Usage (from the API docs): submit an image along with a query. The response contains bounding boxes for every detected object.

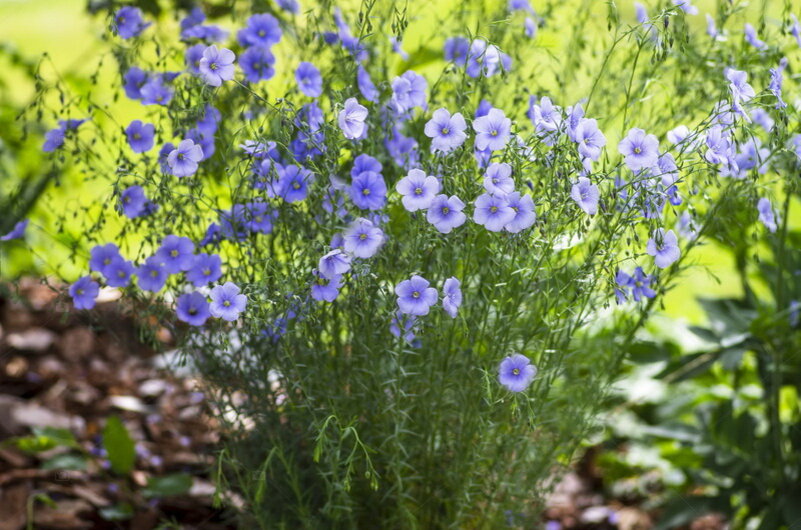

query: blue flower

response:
[424,108,467,153]
[1,219,28,241]
[199,46,236,87]
[277,165,313,203]
[442,277,462,318]
[69,276,100,310]
[618,128,659,172]
[426,195,466,234]
[180,7,206,32]
[123,67,148,99]
[498,354,537,392]
[791,134,801,162]
[240,46,275,83]
[395,275,438,316]
[672,0,698,15]
[182,23,228,42]
[245,202,276,234]
[391,70,427,112]
[444,36,469,65]
[390,36,408,60]
[744,23,767,50]
[769,58,787,109]
[357,66,379,102]
[574,118,606,161]
[351,154,382,176]
[136,257,168,292]
[155,235,195,274]
[467,39,510,78]
[616,267,656,302]
[140,76,174,106]
[630,267,656,301]
[200,223,223,247]
[525,17,537,38]
[186,44,205,74]
[296,62,323,97]
[646,229,680,269]
[473,193,515,232]
[706,14,719,39]
[238,13,282,48]
[43,127,65,152]
[187,127,215,160]
[757,198,777,233]
[167,139,204,177]
[725,68,755,118]
[89,243,121,276]
[311,270,342,302]
[209,282,247,321]
[483,163,514,195]
[277,0,299,14]
[114,7,150,39]
[343,218,384,258]
[350,171,387,210]
[390,311,417,343]
[396,169,440,212]
[104,257,135,288]
[125,120,155,153]
[385,129,419,169]
[176,292,210,326]
[42,118,87,152]
[704,125,735,166]
[571,177,600,215]
[318,249,351,279]
[186,253,223,287]
[473,108,511,151]
[509,0,535,13]
[529,96,562,145]
[219,205,249,241]
[792,15,801,48]
[295,102,324,132]
[504,192,536,233]
[338,98,368,140]
[654,153,678,186]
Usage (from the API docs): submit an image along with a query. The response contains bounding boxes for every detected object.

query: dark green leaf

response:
[41,454,88,471]
[99,503,134,521]
[142,473,193,498]
[102,417,135,475]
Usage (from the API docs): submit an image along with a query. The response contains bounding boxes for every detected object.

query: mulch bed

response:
[0,279,233,529]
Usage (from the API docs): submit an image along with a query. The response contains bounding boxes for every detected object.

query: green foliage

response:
[604,215,801,527]
[2,0,801,528]
[102,416,136,476]
[8,426,78,453]
[143,473,194,498]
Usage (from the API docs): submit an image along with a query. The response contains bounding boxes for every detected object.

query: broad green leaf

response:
[142,473,193,498]
[41,454,88,471]
[99,503,134,521]
[102,416,135,475]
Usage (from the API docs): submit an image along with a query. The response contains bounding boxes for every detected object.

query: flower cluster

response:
[33,1,800,389]
[70,240,246,326]
[8,1,800,525]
